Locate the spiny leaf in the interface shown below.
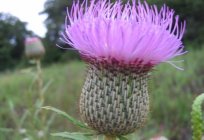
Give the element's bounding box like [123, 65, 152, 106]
[191, 93, 204, 140]
[51, 132, 93, 140]
[42, 106, 89, 129]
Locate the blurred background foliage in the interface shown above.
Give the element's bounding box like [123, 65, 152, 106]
[0, 0, 204, 140]
[0, 13, 34, 70]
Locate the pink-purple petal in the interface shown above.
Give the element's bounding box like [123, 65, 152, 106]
[62, 0, 186, 69]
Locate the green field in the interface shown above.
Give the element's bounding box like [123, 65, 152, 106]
[0, 47, 204, 140]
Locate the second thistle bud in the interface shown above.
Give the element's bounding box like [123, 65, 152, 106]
[24, 37, 45, 59]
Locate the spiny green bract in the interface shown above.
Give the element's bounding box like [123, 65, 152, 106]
[191, 93, 204, 140]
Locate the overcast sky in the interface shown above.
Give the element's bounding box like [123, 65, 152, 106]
[0, 0, 47, 37]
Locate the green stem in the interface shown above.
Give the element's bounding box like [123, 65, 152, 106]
[36, 59, 47, 128]
[36, 59, 44, 104]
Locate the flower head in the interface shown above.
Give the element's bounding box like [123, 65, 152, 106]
[24, 37, 45, 59]
[62, 0, 187, 135]
[25, 37, 41, 45]
[62, 0, 186, 71]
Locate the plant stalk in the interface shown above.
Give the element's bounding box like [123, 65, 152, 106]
[104, 135, 117, 140]
[36, 59, 46, 125]
[36, 59, 44, 104]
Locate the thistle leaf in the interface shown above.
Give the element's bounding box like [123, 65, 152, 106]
[51, 132, 93, 140]
[191, 93, 204, 140]
[42, 106, 89, 129]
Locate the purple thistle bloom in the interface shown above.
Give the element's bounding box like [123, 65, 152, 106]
[61, 0, 186, 136]
[62, 0, 186, 71]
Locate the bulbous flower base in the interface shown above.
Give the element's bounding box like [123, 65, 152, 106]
[80, 65, 149, 135]
[25, 39, 45, 59]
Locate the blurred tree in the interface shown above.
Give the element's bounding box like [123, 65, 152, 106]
[166, 0, 204, 45]
[41, 0, 79, 64]
[148, 0, 204, 46]
[0, 13, 33, 71]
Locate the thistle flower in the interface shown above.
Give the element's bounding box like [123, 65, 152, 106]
[24, 37, 45, 59]
[62, 0, 186, 136]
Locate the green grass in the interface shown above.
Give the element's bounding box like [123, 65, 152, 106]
[0, 62, 86, 140]
[0, 47, 204, 140]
